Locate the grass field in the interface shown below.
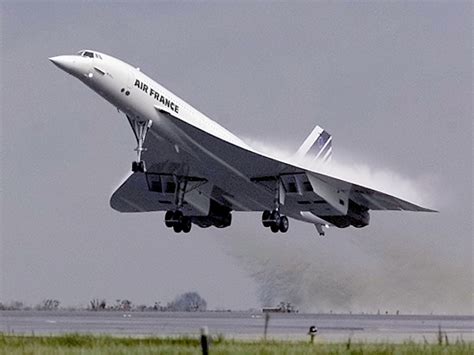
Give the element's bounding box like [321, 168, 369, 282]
[0, 333, 472, 355]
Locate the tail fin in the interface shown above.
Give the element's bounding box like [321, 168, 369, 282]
[295, 125, 332, 164]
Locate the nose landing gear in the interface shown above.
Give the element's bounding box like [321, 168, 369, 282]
[132, 161, 145, 173]
[128, 116, 152, 173]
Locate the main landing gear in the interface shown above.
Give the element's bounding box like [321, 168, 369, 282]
[261, 177, 289, 233]
[165, 210, 192, 233]
[164, 178, 192, 233]
[129, 118, 152, 173]
[262, 210, 289, 233]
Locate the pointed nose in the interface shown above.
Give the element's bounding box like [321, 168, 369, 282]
[49, 55, 77, 74]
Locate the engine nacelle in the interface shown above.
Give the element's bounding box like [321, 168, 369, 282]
[318, 200, 370, 229]
[191, 198, 232, 229]
[347, 200, 370, 228]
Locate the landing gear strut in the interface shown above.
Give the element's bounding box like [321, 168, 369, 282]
[261, 177, 289, 233]
[129, 118, 152, 173]
[164, 177, 192, 233]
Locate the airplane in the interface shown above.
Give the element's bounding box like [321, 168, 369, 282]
[49, 50, 435, 236]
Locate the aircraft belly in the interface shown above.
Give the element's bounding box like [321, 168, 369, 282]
[130, 121, 274, 212]
[120, 104, 433, 217]
[137, 117, 343, 213]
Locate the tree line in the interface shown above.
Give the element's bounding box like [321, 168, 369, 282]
[0, 291, 207, 312]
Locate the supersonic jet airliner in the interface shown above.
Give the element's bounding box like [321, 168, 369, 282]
[50, 50, 435, 236]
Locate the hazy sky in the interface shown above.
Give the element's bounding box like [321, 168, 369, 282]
[1, 1, 472, 313]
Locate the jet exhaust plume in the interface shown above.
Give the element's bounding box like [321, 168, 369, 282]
[222, 138, 469, 314]
[223, 230, 470, 314]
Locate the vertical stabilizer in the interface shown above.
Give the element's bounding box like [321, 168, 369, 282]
[295, 125, 332, 164]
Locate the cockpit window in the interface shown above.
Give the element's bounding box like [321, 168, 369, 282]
[76, 50, 95, 58]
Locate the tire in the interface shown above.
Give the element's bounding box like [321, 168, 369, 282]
[173, 223, 183, 233]
[262, 210, 271, 227]
[174, 210, 183, 221]
[182, 218, 192, 233]
[270, 223, 279, 233]
[270, 210, 280, 226]
[131, 161, 138, 172]
[279, 215, 289, 233]
[164, 210, 174, 228]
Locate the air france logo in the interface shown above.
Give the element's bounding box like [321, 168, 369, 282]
[134, 79, 179, 114]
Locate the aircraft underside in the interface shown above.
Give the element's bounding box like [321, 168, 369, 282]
[113, 113, 372, 236]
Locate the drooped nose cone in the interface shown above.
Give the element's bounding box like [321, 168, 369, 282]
[49, 55, 91, 78]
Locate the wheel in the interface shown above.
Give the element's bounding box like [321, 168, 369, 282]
[173, 223, 183, 233]
[216, 213, 232, 228]
[279, 215, 289, 233]
[164, 210, 174, 228]
[270, 210, 280, 225]
[131, 161, 145, 172]
[262, 210, 271, 227]
[270, 223, 280, 233]
[173, 210, 183, 221]
[181, 218, 192, 233]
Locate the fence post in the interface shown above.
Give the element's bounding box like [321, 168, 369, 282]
[264, 312, 270, 341]
[201, 326, 209, 355]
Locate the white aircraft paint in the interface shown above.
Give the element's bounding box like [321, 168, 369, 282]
[50, 50, 436, 235]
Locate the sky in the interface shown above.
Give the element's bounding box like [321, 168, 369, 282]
[1, 1, 472, 314]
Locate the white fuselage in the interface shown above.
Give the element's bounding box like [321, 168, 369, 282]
[77, 52, 252, 152]
[51, 50, 433, 235]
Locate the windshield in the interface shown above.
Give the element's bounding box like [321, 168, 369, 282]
[76, 50, 99, 59]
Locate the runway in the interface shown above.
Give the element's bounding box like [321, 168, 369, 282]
[1, 311, 472, 342]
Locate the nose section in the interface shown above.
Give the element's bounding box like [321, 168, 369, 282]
[49, 55, 77, 74]
[49, 55, 74, 72]
[49, 55, 91, 79]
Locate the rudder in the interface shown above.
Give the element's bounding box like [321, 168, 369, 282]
[295, 125, 332, 164]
